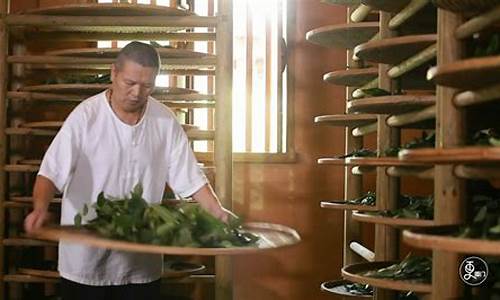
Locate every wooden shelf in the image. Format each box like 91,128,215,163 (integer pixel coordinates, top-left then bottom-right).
352,212,436,227
320,201,378,211
342,261,432,293
361,0,410,12
321,0,363,6
355,34,436,65
323,68,378,87
305,22,379,49
399,147,500,164
314,114,378,127
320,280,372,298
453,83,500,107
18,268,59,279
427,56,500,90
433,0,500,13
347,157,430,166
45,47,213,59
403,226,500,255
318,157,432,168
5,127,56,136
20,121,61,129
347,94,435,114
19,84,196,95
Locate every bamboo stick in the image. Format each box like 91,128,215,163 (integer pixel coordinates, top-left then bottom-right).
455,4,500,39
386,105,436,127
349,241,375,262
388,0,430,30
454,164,500,179
6,15,217,28
352,122,377,137
350,4,372,23
387,44,437,78
386,166,434,179
453,83,500,107
351,165,375,175
351,77,378,99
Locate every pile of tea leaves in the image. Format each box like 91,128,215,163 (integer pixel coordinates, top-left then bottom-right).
385,132,435,157
363,254,432,283
345,192,376,206
75,184,259,248
336,149,377,159
343,283,373,295
471,128,500,146
457,194,500,240
366,195,434,220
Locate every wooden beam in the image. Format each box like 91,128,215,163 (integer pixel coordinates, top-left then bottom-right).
215,1,233,300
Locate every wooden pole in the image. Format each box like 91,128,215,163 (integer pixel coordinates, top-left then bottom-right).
374,11,399,300
0,0,8,298
215,0,233,299
343,6,364,269
432,9,466,300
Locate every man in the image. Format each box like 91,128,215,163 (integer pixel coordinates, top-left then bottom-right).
24,41,233,300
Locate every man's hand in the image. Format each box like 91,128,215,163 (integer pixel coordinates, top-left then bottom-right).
24,209,50,234
212,207,238,224
192,184,238,223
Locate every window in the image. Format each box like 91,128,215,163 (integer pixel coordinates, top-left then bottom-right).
98,0,294,162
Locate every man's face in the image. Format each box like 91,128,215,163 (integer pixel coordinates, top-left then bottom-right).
110,60,157,113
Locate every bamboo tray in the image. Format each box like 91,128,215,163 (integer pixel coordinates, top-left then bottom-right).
352,212,436,227
361,0,410,12
10,56,216,71
314,114,378,127
342,261,432,293
399,147,500,164
305,23,379,49
347,94,435,114
404,226,500,255
427,56,500,90
45,47,212,59
4,274,59,283
30,222,301,256
322,0,363,6
17,262,205,280
433,0,500,13
320,201,378,212
346,157,431,167
20,3,192,17
19,84,197,95
323,68,378,87
13,4,195,34
355,34,436,65
7,91,215,102
320,280,372,298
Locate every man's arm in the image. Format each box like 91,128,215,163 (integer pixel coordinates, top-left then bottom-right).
24,175,57,233
191,184,236,223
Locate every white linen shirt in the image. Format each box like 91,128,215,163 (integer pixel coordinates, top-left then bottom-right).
38,90,207,286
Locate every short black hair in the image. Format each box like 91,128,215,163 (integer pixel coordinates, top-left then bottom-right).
115,41,161,71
